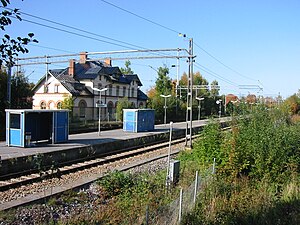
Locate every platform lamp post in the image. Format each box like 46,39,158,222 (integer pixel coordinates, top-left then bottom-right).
216,99,222,119
196,97,204,121
92,87,108,136
160,94,171,126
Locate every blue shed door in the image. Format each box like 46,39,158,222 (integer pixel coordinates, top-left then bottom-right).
123,110,137,132
53,112,68,143
6,112,24,147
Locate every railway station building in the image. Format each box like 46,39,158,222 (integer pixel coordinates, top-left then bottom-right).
32,52,148,121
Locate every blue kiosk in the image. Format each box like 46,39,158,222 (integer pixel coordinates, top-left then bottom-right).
5,109,69,147
123,109,155,132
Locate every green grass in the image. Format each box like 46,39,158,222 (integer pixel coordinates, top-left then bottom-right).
181,177,300,225
1,107,299,224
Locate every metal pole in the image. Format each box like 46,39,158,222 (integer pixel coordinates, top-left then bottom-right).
145,205,149,225
160,94,171,126
179,188,183,223
198,102,200,121
164,97,167,126
194,171,199,203
185,38,194,148
212,158,216,174
98,91,101,136
166,122,173,187
45,55,48,84
7,66,12,109
200,102,202,120
190,38,193,147
224,95,226,115
176,49,180,97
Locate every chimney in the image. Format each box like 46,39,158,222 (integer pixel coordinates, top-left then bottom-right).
104,58,112,66
79,52,87,64
69,59,75,76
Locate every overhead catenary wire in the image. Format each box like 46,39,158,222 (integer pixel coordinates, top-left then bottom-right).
193,41,257,82
98,0,257,86
17,9,148,51
5,4,258,95
99,0,181,35
5,3,244,86
29,43,76,54
8,15,136,50
194,62,239,87
2,6,175,59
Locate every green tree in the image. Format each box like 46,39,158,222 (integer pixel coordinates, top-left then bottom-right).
120,60,134,75
0,69,7,140
155,65,172,95
10,71,34,108
210,80,220,96
116,97,134,121
284,94,300,115
146,65,180,123
1,0,38,66
0,69,34,139
194,71,209,97
62,95,74,120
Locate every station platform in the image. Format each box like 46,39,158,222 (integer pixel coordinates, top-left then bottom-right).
0,119,228,178
1,121,202,159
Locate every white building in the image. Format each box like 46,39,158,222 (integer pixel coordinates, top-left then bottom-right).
32,53,147,121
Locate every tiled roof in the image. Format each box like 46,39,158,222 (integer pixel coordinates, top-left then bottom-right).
33,60,145,99
124,74,142,86
50,69,83,96
138,89,148,101
100,66,120,75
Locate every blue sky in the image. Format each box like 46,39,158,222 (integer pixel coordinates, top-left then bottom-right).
5,0,300,98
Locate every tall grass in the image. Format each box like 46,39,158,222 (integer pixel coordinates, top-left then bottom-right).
180,106,300,224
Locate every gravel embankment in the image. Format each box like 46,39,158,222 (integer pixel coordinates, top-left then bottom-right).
0,143,184,225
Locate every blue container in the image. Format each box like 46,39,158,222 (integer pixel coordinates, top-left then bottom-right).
6,109,69,147
123,109,155,132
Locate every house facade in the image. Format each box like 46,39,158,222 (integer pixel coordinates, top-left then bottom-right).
32,53,147,121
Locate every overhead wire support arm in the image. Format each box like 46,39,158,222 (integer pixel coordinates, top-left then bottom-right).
15,49,191,66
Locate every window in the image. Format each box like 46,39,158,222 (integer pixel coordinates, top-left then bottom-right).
116,86,120,97
40,101,46,109
107,101,114,120
131,88,134,98
57,101,62,109
98,83,102,89
54,84,59,93
79,100,87,118
49,101,55,109
108,85,112,96
44,85,48,93
123,87,126,97
10,114,20,129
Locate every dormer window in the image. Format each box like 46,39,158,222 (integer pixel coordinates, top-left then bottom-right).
54,84,59,93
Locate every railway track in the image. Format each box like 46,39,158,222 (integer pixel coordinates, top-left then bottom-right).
0,126,230,211
0,134,192,211
0,135,186,192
